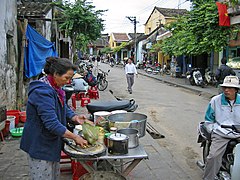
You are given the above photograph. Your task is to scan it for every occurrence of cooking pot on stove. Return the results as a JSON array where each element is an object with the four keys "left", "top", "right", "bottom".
[{"left": 108, "top": 133, "right": 129, "bottom": 155}]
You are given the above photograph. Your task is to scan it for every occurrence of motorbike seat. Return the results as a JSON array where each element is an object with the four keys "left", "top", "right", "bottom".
[{"left": 86, "top": 100, "right": 132, "bottom": 114}]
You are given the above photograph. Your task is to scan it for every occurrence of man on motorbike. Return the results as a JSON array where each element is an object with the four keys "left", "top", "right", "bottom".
[{"left": 203, "top": 75, "right": 240, "bottom": 180}]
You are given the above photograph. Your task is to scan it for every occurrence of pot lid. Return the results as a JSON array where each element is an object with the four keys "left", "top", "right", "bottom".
[{"left": 109, "top": 133, "right": 128, "bottom": 141}]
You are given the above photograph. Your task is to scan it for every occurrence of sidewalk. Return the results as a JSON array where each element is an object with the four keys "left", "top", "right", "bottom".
[{"left": 137, "top": 69, "right": 219, "bottom": 99}]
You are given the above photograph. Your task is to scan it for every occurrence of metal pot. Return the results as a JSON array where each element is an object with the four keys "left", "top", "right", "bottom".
[
  {"left": 107, "top": 112, "right": 147, "bottom": 138},
  {"left": 108, "top": 133, "right": 129, "bottom": 155},
  {"left": 117, "top": 128, "right": 139, "bottom": 149}
]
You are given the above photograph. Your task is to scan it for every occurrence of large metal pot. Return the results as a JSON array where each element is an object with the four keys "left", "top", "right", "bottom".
[
  {"left": 107, "top": 112, "right": 147, "bottom": 138},
  {"left": 117, "top": 128, "right": 139, "bottom": 149},
  {"left": 108, "top": 133, "right": 129, "bottom": 155}
]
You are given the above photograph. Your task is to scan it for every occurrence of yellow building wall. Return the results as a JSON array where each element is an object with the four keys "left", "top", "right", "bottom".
[
  {"left": 109, "top": 33, "right": 115, "bottom": 49},
  {"left": 144, "top": 9, "right": 177, "bottom": 35}
]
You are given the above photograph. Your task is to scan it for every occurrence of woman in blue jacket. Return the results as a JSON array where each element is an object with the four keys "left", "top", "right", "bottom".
[{"left": 20, "top": 57, "right": 89, "bottom": 180}]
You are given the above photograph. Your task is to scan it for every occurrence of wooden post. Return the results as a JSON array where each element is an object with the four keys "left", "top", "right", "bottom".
[{"left": 17, "top": 19, "right": 28, "bottom": 110}]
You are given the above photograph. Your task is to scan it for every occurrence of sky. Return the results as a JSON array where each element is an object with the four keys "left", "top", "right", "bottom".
[{"left": 89, "top": 0, "right": 192, "bottom": 34}]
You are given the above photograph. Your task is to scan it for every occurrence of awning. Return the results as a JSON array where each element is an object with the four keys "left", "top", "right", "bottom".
[{"left": 156, "top": 31, "right": 172, "bottom": 41}]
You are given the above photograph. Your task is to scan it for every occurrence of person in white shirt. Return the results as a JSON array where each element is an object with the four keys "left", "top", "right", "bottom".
[{"left": 125, "top": 58, "right": 138, "bottom": 94}]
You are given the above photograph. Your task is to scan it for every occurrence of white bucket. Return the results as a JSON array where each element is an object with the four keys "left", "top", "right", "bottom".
[
  {"left": 93, "top": 111, "right": 111, "bottom": 124},
  {"left": 7, "top": 116, "right": 16, "bottom": 130},
  {"left": 111, "top": 110, "right": 127, "bottom": 114}
]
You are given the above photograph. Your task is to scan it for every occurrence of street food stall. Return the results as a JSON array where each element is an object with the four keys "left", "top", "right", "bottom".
[{"left": 63, "top": 112, "right": 149, "bottom": 179}]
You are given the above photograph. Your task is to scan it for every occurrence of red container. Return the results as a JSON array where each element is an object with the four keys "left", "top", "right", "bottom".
[
  {"left": 20, "top": 111, "right": 26, "bottom": 123},
  {"left": 71, "top": 160, "right": 93, "bottom": 180},
  {"left": 7, "top": 110, "right": 20, "bottom": 125}
]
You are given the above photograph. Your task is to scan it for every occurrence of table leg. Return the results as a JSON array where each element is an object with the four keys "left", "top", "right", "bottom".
[
  {"left": 78, "top": 160, "right": 95, "bottom": 174},
  {"left": 122, "top": 159, "right": 142, "bottom": 177}
]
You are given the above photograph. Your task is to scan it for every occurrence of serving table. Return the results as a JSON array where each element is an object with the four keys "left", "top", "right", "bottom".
[{"left": 64, "top": 144, "right": 148, "bottom": 177}]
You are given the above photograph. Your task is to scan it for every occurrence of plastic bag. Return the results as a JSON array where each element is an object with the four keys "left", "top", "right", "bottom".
[{"left": 82, "top": 123, "right": 98, "bottom": 145}]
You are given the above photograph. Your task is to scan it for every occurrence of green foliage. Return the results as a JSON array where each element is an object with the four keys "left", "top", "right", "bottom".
[
  {"left": 113, "top": 42, "right": 129, "bottom": 53},
  {"left": 100, "top": 47, "right": 112, "bottom": 54},
  {"left": 150, "top": 43, "right": 162, "bottom": 53},
  {"left": 160, "top": 0, "right": 233, "bottom": 56},
  {"left": 54, "top": 0, "right": 106, "bottom": 51}
]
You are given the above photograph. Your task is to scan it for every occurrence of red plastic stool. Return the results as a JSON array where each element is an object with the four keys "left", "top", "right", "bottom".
[
  {"left": 90, "top": 90, "right": 99, "bottom": 99},
  {"left": 88, "top": 86, "right": 99, "bottom": 99},
  {"left": 71, "top": 94, "right": 77, "bottom": 110},
  {"left": 60, "top": 151, "right": 72, "bottom": 173},
  {"left": 81, "top": 97, "right": 91, "bottom": 107},
  {"left": 71, "top": 160, "right": 93, "bottom": 180}
]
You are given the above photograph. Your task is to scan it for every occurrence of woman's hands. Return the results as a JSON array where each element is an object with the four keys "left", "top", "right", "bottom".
[
  {"left": 72, "top": 115, "right": 93, "bottom": 125},
  {"left": 73, "top": 135, "right": 88, "bottom": 147}
]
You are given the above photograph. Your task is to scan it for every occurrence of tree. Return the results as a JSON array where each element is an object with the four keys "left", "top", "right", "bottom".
[
  {"left": 54, "top": 0, "right": 105, "bottom": 56},
  {"left": 100, "top": 47, "right": 112, "bottom": 54},
  {"left": 160, "top": 0, "right": 235, "bottom": 56},
  {"left": 113, "top": 42, "right": 129, "bottom": 53}
]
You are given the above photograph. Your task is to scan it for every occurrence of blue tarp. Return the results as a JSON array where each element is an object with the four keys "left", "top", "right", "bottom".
[{"left": 24, "top": 25, "right": 58, "bottom": 78}]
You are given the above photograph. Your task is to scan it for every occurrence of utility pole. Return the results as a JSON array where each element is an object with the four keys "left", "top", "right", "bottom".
[{"left": 126, "top": 16, "right": 137, "bottom": 64}]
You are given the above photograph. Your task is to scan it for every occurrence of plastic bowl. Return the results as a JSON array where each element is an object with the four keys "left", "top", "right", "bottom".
[{"left": 10, "top": 127, "right": 24, "bottom": 137}]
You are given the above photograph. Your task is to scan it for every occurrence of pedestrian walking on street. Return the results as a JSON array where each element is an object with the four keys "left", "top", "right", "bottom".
[
  {"left": 20, "top": 57, "right": 92, "bottom": 180},
  {"left": 125, "top": 58, "right": 138, "bottom": 94}
]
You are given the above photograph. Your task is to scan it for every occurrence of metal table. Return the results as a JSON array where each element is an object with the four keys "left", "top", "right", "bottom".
[{"left": 66, "top": 144, "right": 148, "bottom": 177}]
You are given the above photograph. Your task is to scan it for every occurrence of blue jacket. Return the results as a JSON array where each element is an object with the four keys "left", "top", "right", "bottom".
[{"left": 20, "top": 80, "right": 75, "bottom": 162}]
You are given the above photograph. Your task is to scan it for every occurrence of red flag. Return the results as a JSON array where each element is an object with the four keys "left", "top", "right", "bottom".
[{"left": 216, "top": 2, "right": 230, "bottom": 26}]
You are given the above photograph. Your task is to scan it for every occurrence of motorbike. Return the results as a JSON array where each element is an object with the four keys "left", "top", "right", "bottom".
[
  {"left": 197, "top": 122, "right": 240, "bottom": 180},
  {"left": 62, "top": 86, "right": 138, "bottom": 122},
  {"left": 97, "top": 69, "right": 110, "bottom": 91},
  {"left": 145, "top": 64, "right": 161, "bottom": 75},
  {"left": 204, "top": 68, "right": 217, "bottom": 86},
  {"left": 186, "top": 68, "right": 205, "bottom": 88}
]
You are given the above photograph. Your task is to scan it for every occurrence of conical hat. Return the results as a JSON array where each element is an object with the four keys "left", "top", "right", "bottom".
[{"left": 72, "top": 73, "right": 83, "bottom": 79}]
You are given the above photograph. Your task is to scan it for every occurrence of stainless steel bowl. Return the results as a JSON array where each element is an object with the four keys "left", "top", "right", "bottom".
[{"left": 107, "top": 112, "right": 147, "bottom": 138}]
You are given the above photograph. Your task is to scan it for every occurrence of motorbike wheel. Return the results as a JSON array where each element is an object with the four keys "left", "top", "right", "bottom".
[
  {"left": 189, "top": 78, "right": 195, "bottom": 85},
  {"left": 146, "top": 67, "right": 153, "bottom": 74},
  {"left": 201, "top": 82, "right": 205, "bottom": 88},
  {"left": 98, "top": 79, "right": 108, "bottom": 91}
]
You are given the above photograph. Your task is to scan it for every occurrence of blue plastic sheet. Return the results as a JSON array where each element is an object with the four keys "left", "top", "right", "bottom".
[{"left": 24, "top": 25, "right": 58, "bottom": 78}]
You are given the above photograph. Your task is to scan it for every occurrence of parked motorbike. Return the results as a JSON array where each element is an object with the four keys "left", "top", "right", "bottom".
[
  {"left": 86, "top": 98, "right": 138, "bottom": 116},
  {"left": 197, "top": 122, "right": 240, "bottom": 180},
  {"left": 97, "top": 69, "right": 110, "bottom": 91},
  {"left": 186, "top": 68, "right": 205, "bottom": 88},
  {"left": 204, "top": 68, "right": 217, "bottom": 86},
  {"left": 145, "top": 64, "right": 161, "bottom": 75}
]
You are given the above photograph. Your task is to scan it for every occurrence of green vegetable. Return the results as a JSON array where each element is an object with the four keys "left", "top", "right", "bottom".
[{"left": 82, "top": 123, "right": 98, "bottom": 145}]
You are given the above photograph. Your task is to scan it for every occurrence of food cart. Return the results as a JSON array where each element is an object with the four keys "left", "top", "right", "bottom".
[
  {"left": 64, "top": 141, "right": 148, "bottom": 178},
  {"left": 63, "top": 112, "right": 149, "bottom": 179}
]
